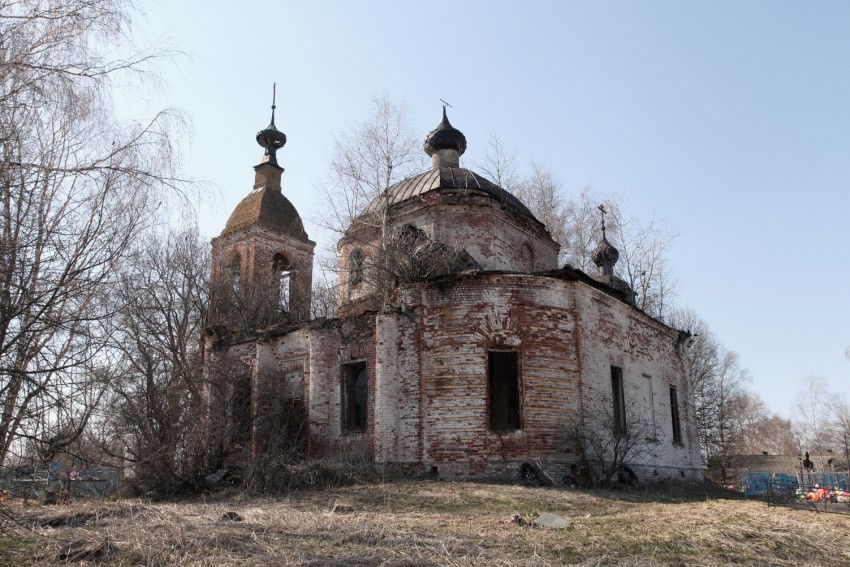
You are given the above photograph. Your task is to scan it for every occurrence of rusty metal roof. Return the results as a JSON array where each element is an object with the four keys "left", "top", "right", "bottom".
[
  {"left": 221, "top": 187, "right": 307, "bottom": 239},
  {"left": 363, "top": 166, "right": 537, "bottom": 221}
]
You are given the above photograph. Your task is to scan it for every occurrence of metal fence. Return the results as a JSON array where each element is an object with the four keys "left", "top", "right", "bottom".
[
  {"left": 1, "top": 463, "right": 120, "bottom": 500},
  {"left": 741, "top": 470, "right": 850, "bottom": 515},
  {"left": 741, "top": 471, "right": 799, "bottom": 497},
  {"left": 0, "top": 466, "right": 44, "bottom": 500},
  {"left": 742, "top": 470, "right": 849, "bottom": 497}
]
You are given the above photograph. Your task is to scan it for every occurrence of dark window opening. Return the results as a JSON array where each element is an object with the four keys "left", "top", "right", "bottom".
[
  {"left": 349, "top": 248, "right": 364, "bottom": 285},
  {"left": 489, "top": 351, "right": 520, "bottom": 431},
  {"left": 611, "top": 366, "right": 626, "bottom": 435},
  {"left": 230, "top": 375, "right": 252, "bottom": 445},
  {"left": 669, "top": 385, "right": 682, "bottom": 444},
  {"left": 341, "top": 362, "right": 368, "bottom": 433}
]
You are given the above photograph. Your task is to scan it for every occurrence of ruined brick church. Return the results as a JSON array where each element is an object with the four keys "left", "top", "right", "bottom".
[{"left": 203, "top": 102, "right": 703, "bottom": 482}]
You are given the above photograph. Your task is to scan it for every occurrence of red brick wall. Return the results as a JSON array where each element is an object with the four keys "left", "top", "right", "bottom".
[
  {"left": 575, "top": 287, "right": 703, "bottom": 479},
  {"left": 374, "top": 272, "right": 702, "bottom": 480},
  {"left": 337, "top": 191, "right": 560, "bottom": 314},
  {"left": 303, "top": 318, "right": 376, "bottom": 460},
  {"left": 211, "top": 225, "right": 315, "bottom": 321},
  {"left": 206, "top": 270, "right": 702, "bottom": 482},
  {"left": 378, "top": 274, "right": 583, "bottom": 478}
]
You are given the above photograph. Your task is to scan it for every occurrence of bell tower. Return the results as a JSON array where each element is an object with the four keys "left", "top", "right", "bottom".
[{"left": 210, "top": 85, "right": 315, "bottom": 327}]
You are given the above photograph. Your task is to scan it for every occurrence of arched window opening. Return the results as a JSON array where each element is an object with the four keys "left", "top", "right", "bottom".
[
  {"left": 349, "top": 248, "right": 364, "bottom": 286},
  {"left": 230, "top": 254, "right": 242, "bottom": 294},
  {"left": 520, "top": 243, "right": 535, "bottom": 272},
  {"left": 273, "top": 254, "right": 291, "bottom": 311}
]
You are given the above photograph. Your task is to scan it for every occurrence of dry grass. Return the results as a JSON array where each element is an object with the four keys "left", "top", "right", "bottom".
[{"left": 2, "top": 479, "right": 849, "bottom": 566}]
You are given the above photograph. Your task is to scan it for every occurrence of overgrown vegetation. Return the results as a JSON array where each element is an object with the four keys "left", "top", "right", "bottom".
[
  {"left": 350, "top": 224, "right": 477, "bottom": 311},
  {"left": 1, "top": 479, "right": 848, "bottom": 566},
  {"left": 572, "top": 396, "right": 654, "bottom": 488}
]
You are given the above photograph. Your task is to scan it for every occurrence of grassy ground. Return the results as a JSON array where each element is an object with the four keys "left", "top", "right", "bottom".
[{"left": 1, "top": 479, "right": 849, "bottom": 566}]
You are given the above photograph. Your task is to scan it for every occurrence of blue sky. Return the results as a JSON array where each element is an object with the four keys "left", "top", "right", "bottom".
[{"left": 124, "top": 1, "right": 849, "bottom": 417}]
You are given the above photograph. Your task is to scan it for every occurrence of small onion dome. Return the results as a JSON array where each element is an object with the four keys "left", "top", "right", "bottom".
[
  {"left": 424, "top": 106, "right": 467, "bottom": 157},
  {"left": 592, "top": 236, "right": 619, "bottom": 276},
  {"left": 256, "top": 97, "right": 287, "bottom": 165}
]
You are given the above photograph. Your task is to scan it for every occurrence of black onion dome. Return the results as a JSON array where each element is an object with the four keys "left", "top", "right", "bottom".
[
  {"left": 591, "top": 236, "right": 619, "bottom": 268},
  {"left": 423, "top": 107, "right": 467, "bottom": 156}
]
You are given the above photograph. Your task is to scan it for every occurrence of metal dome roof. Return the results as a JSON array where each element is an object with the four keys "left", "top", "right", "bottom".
[{"left": 362, "top": 166, "right": 537, "bottom": 222}]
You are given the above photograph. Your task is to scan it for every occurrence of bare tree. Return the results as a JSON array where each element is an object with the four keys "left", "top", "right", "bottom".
[
  {"left": 830, "top": 394, "right": 850, "bottom": 470},
  {"left": 707, "top": 351, "right": 751, "bottom": 482},
  {"left": 711, "top": 352, "right": 747, "bottom": 454},
  {"left": 482, "top": 141, "right": 679, "bottom": 320},
  {"left": 573, "top": 395, "right": 653, "bottom": 487},
  {"left": 0, "top": 0, "right": 187, "bottom": 465},
  {"left": 751, "top": 412, "right": 799, "bottom": 456},
  {"left": 561, "top": 186, "right": 611, "bottom": 273},
  {"left": 310, "top": 265, "right": 339, "bottom": 320},
  {"left": 315, "top": 94, "right": 426, "bottom": 238},
  {"left": 723, "top": 392, "right": 765, "bottom": 455},
  {"left": 558, "top": 187, "right": 679, "bottom": 319},
  {"left": 474, "top": 133, "right": 518, "bottom": 191},
  {"left": 208, "top": 269, "right": 299, "bottom": 336},
  {"left": 667, "top": 307, "right": 801, "bottom": 479},
  {"left": 514, "top": 163, "right": 569, "bottom": 252},
  {"left": 668, "top": 307, "right": 721, "bottom": 462},
  {"left": 607, "top": 204, "right": 678, "bottom": 319},
  {"left": 104, "top": 228, "right": 208, "bottom": 494},
  {"left": 360, "top": 224, "right": 475, "bottom": 309},
  {"left": 667, "top": 307, "right": 780, "bottom": 475},
  {"left": 794, "top": 376, "right": 836, "bottom": 465},
  {"left": 311, "top": 95, "right": 429, "bottom": 316}
]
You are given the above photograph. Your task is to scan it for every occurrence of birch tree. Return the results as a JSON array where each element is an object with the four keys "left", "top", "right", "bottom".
[
  {"left": 794, "top": 376, "right": 835, "bottom": 464},
  {"left": 476, "top": 137, "right": 679, "bottom": 318},
  {"left": 315, "top": 94, "right": 426, "bottom": 237},
  {"left": 0, "top": 0, "right": 186, "bottom": 465},
  {"left": 312, "top": 95, "right": 427, "bottom": 316},
  {"left": 475, "top": 133, "right": 518, "bottom": 193}
]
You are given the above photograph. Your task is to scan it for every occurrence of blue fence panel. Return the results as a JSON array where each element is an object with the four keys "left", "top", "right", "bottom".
[
  {"left": 741, "top": 471, "right": 798, "bottom": 497},
  {"left": 799, "top": 472, "right": 849, "bottom": 491},
  {"left": 742, "top": 470, "right": 849, "bottom": 498}
]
